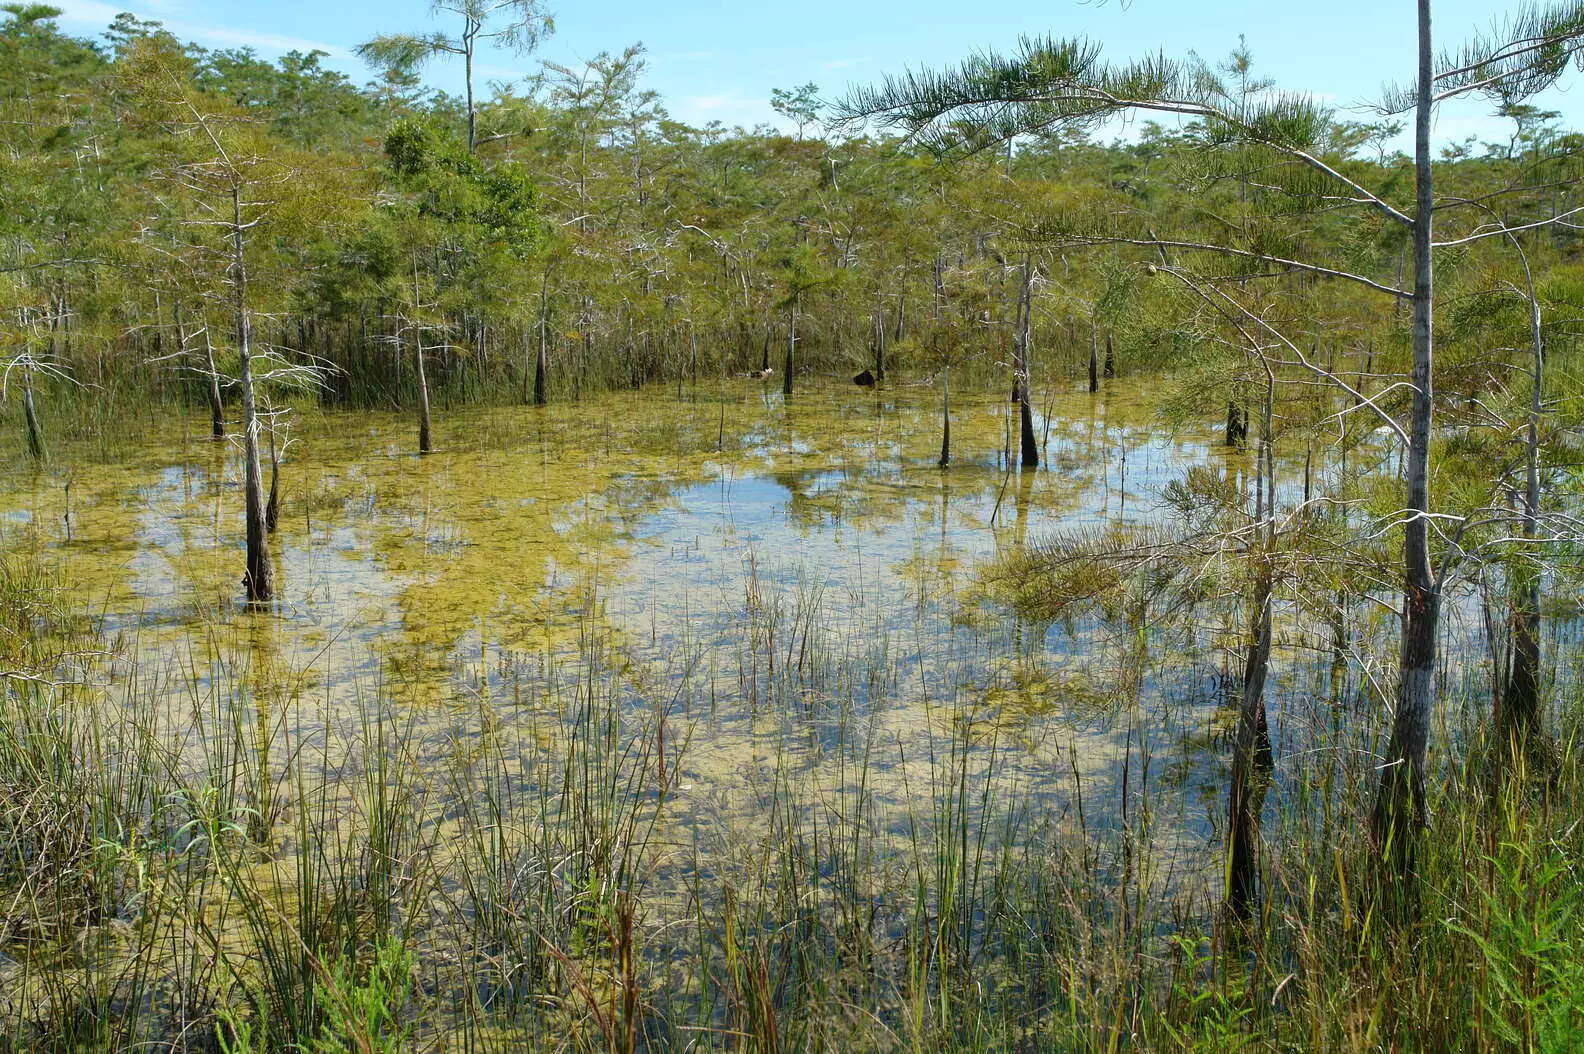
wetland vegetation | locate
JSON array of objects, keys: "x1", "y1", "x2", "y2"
[{"x1": 4, "y1": 2, "x2": 1584, "y2": 1050}]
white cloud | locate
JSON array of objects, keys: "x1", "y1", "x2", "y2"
[
  {"x1": 677, "y1": 91, "x2": 779, "y2": 130},
  {"x1": 55, "y1": 0, "x2": 349, "y2": 57}
]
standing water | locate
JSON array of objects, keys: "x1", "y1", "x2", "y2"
[{"x1": 0, "y1": 375, "x2": 1399, "y2": 1047}]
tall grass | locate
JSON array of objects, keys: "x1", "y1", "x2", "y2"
[{"x1": 1, "y1": 517, "x2": 1581, "y2": 1051}]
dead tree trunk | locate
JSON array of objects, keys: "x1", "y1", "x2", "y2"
[
  {"x1": 533, "y1": 302, "x2": 549, "y2": 407},
  {"x1": 938, "y1": 367, "x2": 951, "y2": 469},
  {"x1": 874, "y1": 306, "x2": 886, "y2": 382},
  {"x1": 265, "y1": 408, "x2": 281, "y2": 533},
  {"x1": 1014, "y1": 259, "x2": 1039, "y2": 468},
  {"x1": 528, "y1": 276, "x2": 551, "y2": 406},
  {"x1": 234, "y1": 184, "x2": 273, "y2": 603},
  {"x1": 21, "y1": 378, "x2": 44, "y2": 461},
  {"x1": 1088, "y1": 323, "x2": 1099, "y2": 393},
  {"x1": 190, "y1": 304, "x2": 226, "y2": 439}
]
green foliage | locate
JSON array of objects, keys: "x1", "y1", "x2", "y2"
[
  {"x1": 383, "y1": 117, "x2": 539, "y2": 257},
  {"x1": 311, "y1": 939, "x2": 417, "y2": 1054},
  {"x1": 770, "y1": 81, "x2": 821, "y2": 138},
  {"x1": 1445, "y1": 833, "x2": 1584, "y2": 1049}
]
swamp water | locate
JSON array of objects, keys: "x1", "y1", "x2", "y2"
[{"x1": 0, "y1": 376, "x2": 1396, "y2": 1045}]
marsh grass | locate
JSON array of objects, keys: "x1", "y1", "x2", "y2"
[
  {"x1": 3, "y1": 559, "x2": 1577, "y2": 1052},
  {"x1": 1, "y1": 382, "x2": 1582, "y2": 1052}
]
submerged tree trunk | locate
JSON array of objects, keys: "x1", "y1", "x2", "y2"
[
  {"x1": 265, "y1": 410, "x2": 281, "y2": 534},
  {"x1": 938, "y1": 367, "x2": 951, "y2": 468},
  {"x1": 1225, "y1": 402, "x2": 1247, "y2": 447},
  {"x1": 1503, "y1": 573, "x2": 1542, "y2": 754},
  {"x1": 1089, "y1": 323, "x2": 1099, "y2": 393},
  {"x1": 21, "y1": 379, "x2": 44, "y2": 461},
  {"x1": 1014, "y1": 259, "x2": 1039, "y2": 468},
  {"x1": 874, "y1": 306, "x2": 886, "y2": 382},
  {"x1": 234, "y1": 186, "x2": 273, "y2": 604},
  {"x1": 201, "y1": 318, "x2": 225, "y2": 439},
  {"x1": 533, "y1": 311, "x2": 548, "y2": 407},
  {"x1": 1372, "y1": 0, "x2": 1438, "y2": 878},
  {"x1": 176, "y1": 299, "x2": 225, "y2": 438},
  {"x1": 1227, "y1": 568, "x2": 1275, "y2": 920}
]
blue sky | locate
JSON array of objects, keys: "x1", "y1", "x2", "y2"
[{"x1": 50, "y1": 0, "x2": 1584, "y2": 148}]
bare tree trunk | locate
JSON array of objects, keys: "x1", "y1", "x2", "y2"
[
  {"x1": 234, "y1": 185, "x2": 273, "y2": 603},
  {"x1": 783, "y1": 297, "x2": 796, "y2": 397},
  {"x1": 533, "y1": 292, "x2": 549, "y2": 407},
  {"x1": 209, "y1": 358, "x2": 228, "y2": 434},
  {"x1": 1014, "y1": 259, "x2": 1039, "y2": 468},
  {"x1": 524, "y1": 329, "x2": 534, "y2": 404},
  {"x1": 464, "y1": 38, "x2": 477, "y2": 154},
  {"x1": 413, "y1": 258, "x2": 434, "y2": 453},
  {"x1": 416, "y1": 334, "x2": 433, "y2": 455},
  {"x1": 178, "y1": 299, "x2": 225, "y2": 439},
  {"x1": 1103, "y1": 332, "x2": 1115, "y2": 378},
  {"x1": 874, "y1": 305, "x2": 886, "y2": 382},
  {"x1": 1227, "y1": 568, "x2": 1274, "y2": 920},
  {"x1": 938, "y1": 367, "x2": 951, "y2": 468},
  {"x1": 1089, "y1": 322, "x2": 1099, "y2": 393},
  {"x1": 1372, "y1": 0, "x2": 1438, "y2": 878},
  {"x1": 577, "y1": 295, "x2": 592, "y2": 401},
  {"x1": 21, "y1": 378, "x2": 44, "y2": 461},
  {"x1": 265, "y1": 408, "x2": 281, "y2": 533}
]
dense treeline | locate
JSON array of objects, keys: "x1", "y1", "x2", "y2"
[
  {"x1": 10, "y1": 3, "x2": 1571, "y2": 425},
  {"x1": 2, "y1": 6, "x2": 1071, "y2": 420}
]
